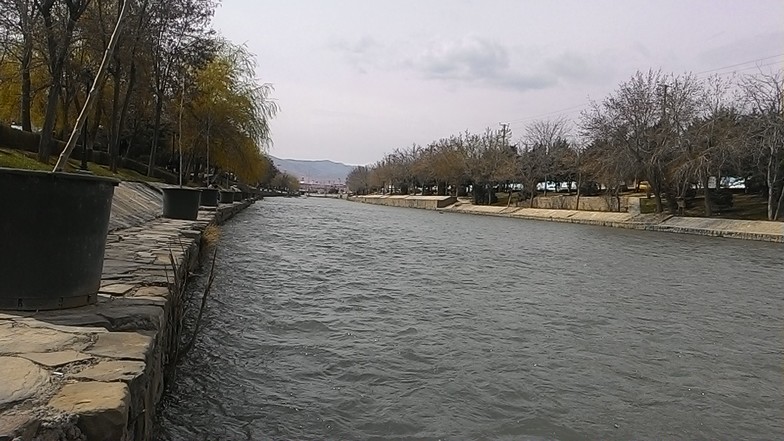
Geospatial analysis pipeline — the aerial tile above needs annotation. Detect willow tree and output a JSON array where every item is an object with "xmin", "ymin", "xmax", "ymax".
[{"xmin": 183, "ymin": 40, "xmax": 278, "ymax": 185}]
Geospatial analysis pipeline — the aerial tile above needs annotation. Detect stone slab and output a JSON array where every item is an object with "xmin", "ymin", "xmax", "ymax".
[
  {"xmin": 72, "ymin": 360, "xmax": 146, "ymax": 383},
  {"xmin": 132, "ymin": 286, "xmax": 169, "ymax": 298},
  {"xmin": 0, "ymin": 356, "xmax": 49, "ymax": 407},
  {"xmin": 48, "ymin": 381, "xmax": 130, "ymax": 441},
  {"xmin": 18, "ymin": 350, "xmax": 92, "ymax": 368},
  {"xmin": 98, "ymin": 283, "xmax": 136, "ymax": 296},
  {"xmin": 86, "ymin": 331, "xmax": 153, "ymax": 361},
  {"xmin": 0, "ymin": 323, "xmax": 90, "ymax": 355}
]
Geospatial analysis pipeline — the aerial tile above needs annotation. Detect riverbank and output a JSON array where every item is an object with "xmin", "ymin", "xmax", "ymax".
[
  {"xmin": 349, "ymin": 195, "xmax": 783, "ymax": 243},
  {"xmin": 0, "ymin": 182, "xmax": 254, "ymax": 440}
]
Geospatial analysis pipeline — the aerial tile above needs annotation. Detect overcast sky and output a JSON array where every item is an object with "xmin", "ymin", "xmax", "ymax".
[{"xmin": 212, "ymin": 0, "xmax": 784, "ymax": 165}]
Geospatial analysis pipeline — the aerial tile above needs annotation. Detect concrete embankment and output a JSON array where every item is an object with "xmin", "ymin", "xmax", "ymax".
[
  {"xmin": 348, "ymin": 195, "xmax": 784, "ymax": 243},
  {"xmin": 349, "ymin": 194, "xmax": 457, "ymax": 209},
  {"xmin": 0, "ymin": 182, "xmax": 254, "ymax": 440}
]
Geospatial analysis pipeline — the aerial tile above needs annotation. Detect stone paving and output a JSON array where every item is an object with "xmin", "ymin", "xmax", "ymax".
[{"xmin": 0, "ymin": 187, "xmax": 254, "ymax": 441}]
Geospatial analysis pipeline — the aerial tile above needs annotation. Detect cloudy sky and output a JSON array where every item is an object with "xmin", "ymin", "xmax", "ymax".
[{"xmin": 212, "ymin": 0, "xmax": 784, "ymax": 165}]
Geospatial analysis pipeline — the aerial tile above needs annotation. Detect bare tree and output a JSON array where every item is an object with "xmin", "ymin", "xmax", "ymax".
[
  {"xmin": 581, "ymin": 70, "xmax": 700, "ymax": 213},
  {"xmin": 738, "ymin": 70, "xmax": 784, "ymax": 220},
  {"xmin": 520, "ymin": 118, "xmax": 569, "ymax": 206}
]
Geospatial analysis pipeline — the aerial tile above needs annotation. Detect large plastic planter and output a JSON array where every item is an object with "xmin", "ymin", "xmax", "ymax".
[
  {"xmin": 199, "ymin": 187, "xmax": 219, "ymax": 207},
  {"xmin": 219, "ymin": 190, "xmax": 234, "ymax": 204},
  {"xmin": 0, "ymin": 167, "xmax": 119, "ymax": 310},
  {"xmin": 233, "ymin": 191, "xmax": 242, "ymax": 202},
  {"xmin": 162, "ymin": 187, "xmax": 201, "ymax": 220}
]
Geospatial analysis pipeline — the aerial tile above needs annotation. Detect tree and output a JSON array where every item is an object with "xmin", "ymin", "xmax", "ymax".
[
  {"xmin": 181, "ymin": 40, "xmax": 278, "ymax": 185},
  {"xmin": 581, "ymin": 70, "xmax": 701, "ymax": 213},
  {"xmin": 346, "ymin": 166, "xmax": 371, "ymax": 195},
  {"xmin": 0, "ymin": 0, "xmax": 39, "ymax": 131},
  {"xmin": 738, "ymin": 70, "xmax": 784, "ymax": 220},
  {"xmin": 54, "ymin": 0, "xmax": 128, "ymax": 171},
  {"xmin": 518, "ymin": 118, "xmax": 570, "ymax": 206},
  {"xmin": 681, "ymin": 75, "xmax": 738, "ymax": 216},
  {"xmin": 36, "ymin": 0, "xmax": 91, "ymax": 162},
  {"xmin": 144, "ymin": 0, "xmax": 216, "ymax": 176}
]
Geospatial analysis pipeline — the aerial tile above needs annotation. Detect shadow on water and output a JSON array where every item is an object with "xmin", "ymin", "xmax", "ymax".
[{"xmin": 156, "ymin": 198, "xmax": 783, "ymax": 440}]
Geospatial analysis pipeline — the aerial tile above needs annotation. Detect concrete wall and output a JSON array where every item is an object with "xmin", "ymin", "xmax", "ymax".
[
  {"xmin": 442, "ymin": 204, "xmax": 782, "ymax": 243},
  {"xmin": 530, "ymin": 194, "xmax": 642, "ymax": 213},
  {"xmin": 350, "ymin": 195, "xmax": 457, "ymax": 210}
]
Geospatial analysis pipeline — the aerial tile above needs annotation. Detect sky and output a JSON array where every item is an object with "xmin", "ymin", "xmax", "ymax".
[{"xmin": 211, "ymin": 0, "xmax": 784, "ymax": 165}]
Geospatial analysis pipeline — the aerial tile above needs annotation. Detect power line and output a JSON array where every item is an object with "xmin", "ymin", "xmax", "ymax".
[
  {"xmin": 696, "ymin": 59, "xmax": 784, "ymax": 80},
  {"xmin": 693, "ymin": 53, "xmax": 784, "ymax": 76},
  {"xmin": 494, "ymin": 54, "xmax": 784, "ymax": 129}
]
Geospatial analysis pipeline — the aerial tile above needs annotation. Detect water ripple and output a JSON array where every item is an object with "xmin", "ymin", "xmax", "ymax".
[{"xmin": 157, "ymin": 198, "xmax": 784, "ymax": 440}]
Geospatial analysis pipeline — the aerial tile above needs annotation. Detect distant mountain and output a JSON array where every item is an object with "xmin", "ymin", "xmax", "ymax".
[{"xmin": 270, "ymin": 156, "xmax": 357, "ymax": 183}]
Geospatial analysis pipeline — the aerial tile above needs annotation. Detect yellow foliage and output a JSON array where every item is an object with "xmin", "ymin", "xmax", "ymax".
[{"xmin": 181, "ymin": 42, "xmax": 277, "ymax": 185}]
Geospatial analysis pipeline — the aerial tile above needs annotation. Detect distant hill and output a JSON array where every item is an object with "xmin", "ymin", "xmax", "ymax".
[{"xmin": 270, "ymin": 156, "xmax": 356, "ymax": 183}]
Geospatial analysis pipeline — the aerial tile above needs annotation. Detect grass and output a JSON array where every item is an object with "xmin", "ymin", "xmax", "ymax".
[
  {"xmin": 685, "ymin": 193, "xmax": 771, "ymax": 221},
  {"xmin": 0, "ymin": 148, "xmax": 51, "ymax": 171},
  {"xmin": 0, "ymin": 147, "xmax": 162, "ymax": 183},
  {"xmin": 200, "ymin": 224, "xmax": 221, "ymax": 254}
]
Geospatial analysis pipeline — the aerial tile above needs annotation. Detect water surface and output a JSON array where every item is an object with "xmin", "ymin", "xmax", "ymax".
[{"xmin": 157, "ymin": 197, "xmax": 782, "ymax": 440}]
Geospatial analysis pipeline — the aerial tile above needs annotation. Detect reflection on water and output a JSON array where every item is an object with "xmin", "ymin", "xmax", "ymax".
[{"xmin": 157, "ymin": 198, "xmax": 783, "ymax": 440}]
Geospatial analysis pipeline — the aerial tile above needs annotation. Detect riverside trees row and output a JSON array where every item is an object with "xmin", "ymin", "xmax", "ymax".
[
  {"xmin": 347, "ymin": 69, "xmax": 784, "ymax": 220},
  {"xmin": 0, "ymin": 0, "xmax": 281, "ymax": 186}
]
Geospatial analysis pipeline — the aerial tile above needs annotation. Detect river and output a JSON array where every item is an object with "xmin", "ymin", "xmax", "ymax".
[{"xmin": 156, "ymin": 197, "xmax": 782, "ymax": 440}]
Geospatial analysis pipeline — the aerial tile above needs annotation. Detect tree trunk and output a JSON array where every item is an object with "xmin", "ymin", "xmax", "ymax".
[
  {"xmin": 37, "ymin": 73, "xmax": 62, "ymax": 162},
  {"xmin": 88, "ymin": 97, "xmax": 103, "ymax": 151},
  {"xmin": 147, "ymin": 95, "xmax": 164, "ymax": 176},
  {"xmin": 702, "ymin": 175, "xmax": 713, "ymax": 217},
  {"xmin": 116, "ymin": 62, "xmax": 137, "ymax": 158},
  {"xmin": 108, "ymin": 64, "xmax": 122, "ymax": 172},
  {"xmin": 650, "ymin": 174, "xmax": 664, "ymax": 213},
  {"xmin": 20, "ymin": 34, "xmax": 33, "ymax": 131}
]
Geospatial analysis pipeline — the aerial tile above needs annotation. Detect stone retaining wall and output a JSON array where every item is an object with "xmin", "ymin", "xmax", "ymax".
[
  {"xmin": 0, "ymin": 188, "xmax": 255, "ymax": 440},
  {"xmin": 349, "ymin": 195, "xmax": 457, "ymax": 210},
  {"xmin": 531, "ymin": 194, "xmax": 641, "ymax": 213}
]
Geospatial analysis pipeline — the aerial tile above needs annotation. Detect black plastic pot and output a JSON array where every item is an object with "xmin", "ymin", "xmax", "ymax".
[
  {"xmin": 219, "ymin": 190, "xmax": 234, "ymax": 204},
  {"xmin": 233, "ymin": 191, "xmax": 242, "ymax": 202},
  {"xmin": 199, "ymin": 187, "xmax": 219, "ymax": 207},
  {"xmin": 162, "ymin": 187, "xmax": 201, "ymax": 220},
  {"xmin": 0, "ymin": 167, "xmax": 119, "ymax": 310}
]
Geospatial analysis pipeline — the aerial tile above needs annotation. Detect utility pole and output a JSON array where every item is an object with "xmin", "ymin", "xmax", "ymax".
[
  {"xmin": 499, "ymin": 122, "xmax": 509, "ymax": 146},
  {"xmin": 660, "ymin": 83, "xmax": 669, "ymax": 121}
]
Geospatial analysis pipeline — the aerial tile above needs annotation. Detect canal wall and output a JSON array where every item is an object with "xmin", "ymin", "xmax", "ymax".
[
  {"xmin": 0, "ymin": 182, "xmax": 254, "ymax": 441},
  {"xmin": 348, "ymin": 195, "xmax": 784, "ymax": 243},
  {"xmin": 350, "ymin": 194, "xmax": 457, "ymax": 209},
  {"xmin": 529, "ymin": 194, "xmax": 642, "ymax": 213}
]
